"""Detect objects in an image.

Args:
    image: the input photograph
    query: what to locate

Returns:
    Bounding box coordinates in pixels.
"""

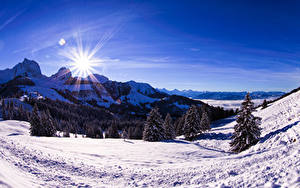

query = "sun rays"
[59,36,100,79]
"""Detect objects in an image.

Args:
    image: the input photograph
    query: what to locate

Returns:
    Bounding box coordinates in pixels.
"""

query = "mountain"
[0,58,42,84]
[0,59,234,118]
[159,88,285,100]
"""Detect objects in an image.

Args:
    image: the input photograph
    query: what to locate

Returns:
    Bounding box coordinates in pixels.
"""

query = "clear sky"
[0,0,299,92]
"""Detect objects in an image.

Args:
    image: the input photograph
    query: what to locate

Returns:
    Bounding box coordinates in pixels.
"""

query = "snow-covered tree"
[230,93,261,153]
[86,120,103,138]
[129,125,143,139]
[106,121,120,138]
[262,99,268,109]
[1,99,7,120]
[175,115,185,136]
[200,110,210,131]
[143,107,165,142]
[40,109,56,137]
[30,104,42,136]
[184,105,201,141]
[164,113,175,140]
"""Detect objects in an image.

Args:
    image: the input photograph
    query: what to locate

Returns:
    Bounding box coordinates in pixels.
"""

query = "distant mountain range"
[0,58,223,118]
[158,88,285,100]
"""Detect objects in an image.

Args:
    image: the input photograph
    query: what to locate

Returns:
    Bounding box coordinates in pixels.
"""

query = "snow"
[121,89,158,106]
[127,81,156,96]
[0,90,300,187]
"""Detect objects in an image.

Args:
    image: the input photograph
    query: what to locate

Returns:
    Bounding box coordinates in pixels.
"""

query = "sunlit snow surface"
[0,92,300,187]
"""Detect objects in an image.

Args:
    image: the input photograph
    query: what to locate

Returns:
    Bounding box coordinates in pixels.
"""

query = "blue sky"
[0,0,300,91]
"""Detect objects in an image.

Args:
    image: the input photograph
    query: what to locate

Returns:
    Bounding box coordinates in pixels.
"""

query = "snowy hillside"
[0,90,300,187]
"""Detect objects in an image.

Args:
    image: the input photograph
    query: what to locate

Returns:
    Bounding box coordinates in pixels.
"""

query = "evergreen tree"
[164,113,175,140]
[262,99,268,109]
[128,126,135,139]
[1,100,7,120]
[85,120,103,138]
[184,105,201,141]
[44,109,57,137]
[143,107,165,142]
[86,122,95,138]
[133,125,143,139]
[200,110,210,131]
[230,93,261,153]
[29,104,42,136]
[175,115,185,136]
[106,121,120,138]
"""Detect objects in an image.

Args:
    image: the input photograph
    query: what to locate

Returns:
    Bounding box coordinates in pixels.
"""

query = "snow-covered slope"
[0,90,299,187]
[127,81,156,96]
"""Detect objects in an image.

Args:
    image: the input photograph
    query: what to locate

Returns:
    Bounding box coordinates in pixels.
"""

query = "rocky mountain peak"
[51,67,72,81]
[13,58,42,78]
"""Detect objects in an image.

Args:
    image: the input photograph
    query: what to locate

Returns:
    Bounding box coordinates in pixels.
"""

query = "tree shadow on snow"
[192,142,229,154]
[196,132,233,141]
[260,121,300,143]
[124,140,135,144]
[163,139,230,154]
[162,140,190,144]
[212,127,233,131]
[7,132,23,136]
[211,116,236,129]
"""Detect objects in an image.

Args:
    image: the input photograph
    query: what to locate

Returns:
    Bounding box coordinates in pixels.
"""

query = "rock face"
[0,58,42,84]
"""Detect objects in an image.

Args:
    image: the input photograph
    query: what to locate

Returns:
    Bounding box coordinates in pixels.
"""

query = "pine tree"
[106,121,120,138]
[200,110,210,131]
[30,104,42,136]
[175,115,185,136]
[262,99,268,109]
[128,127,135,139]
[143,107,165,142]
[230,93,261,153]
[164,113,175,140]
[43,109,57,137]
[133,126,143,139]
[85,120,103,138]
[184,105,201,141]
[86,121,96,138]
[1,100,7,120]
[39,112,47,136]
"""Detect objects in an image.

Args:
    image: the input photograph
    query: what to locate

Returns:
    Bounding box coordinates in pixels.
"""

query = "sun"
[67,51,97,78]
[74,55,92,72]
[60,37,103,78]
